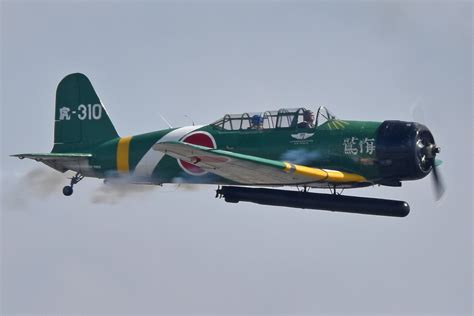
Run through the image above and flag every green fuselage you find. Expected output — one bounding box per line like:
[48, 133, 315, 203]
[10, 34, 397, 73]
[90, 119, 383, 186]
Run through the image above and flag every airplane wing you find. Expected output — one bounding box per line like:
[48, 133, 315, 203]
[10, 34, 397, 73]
[11, 153, 92, 172]
[154, 141, 367, 185]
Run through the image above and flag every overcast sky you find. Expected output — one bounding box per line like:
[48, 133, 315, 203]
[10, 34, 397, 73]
[1, 1, 472, 315]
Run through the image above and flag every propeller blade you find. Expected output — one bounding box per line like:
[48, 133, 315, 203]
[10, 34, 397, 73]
[410, 99, 426, 123]
[431, 163, 445, 201]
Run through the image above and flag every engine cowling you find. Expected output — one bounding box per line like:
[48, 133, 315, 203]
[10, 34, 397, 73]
[376, 120, 439, 181]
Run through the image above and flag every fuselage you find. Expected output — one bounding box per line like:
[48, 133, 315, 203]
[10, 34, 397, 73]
[87, 119, 386, 186]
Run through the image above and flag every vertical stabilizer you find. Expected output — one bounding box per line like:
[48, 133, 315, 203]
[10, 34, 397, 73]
[52, 73, 118, 152]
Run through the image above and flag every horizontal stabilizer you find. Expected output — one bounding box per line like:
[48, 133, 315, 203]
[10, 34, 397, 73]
[11, 153, 92, 160]
[11, 153, 93, 173]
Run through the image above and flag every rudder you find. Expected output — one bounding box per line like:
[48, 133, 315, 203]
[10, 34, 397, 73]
[52, 73, 118, 152]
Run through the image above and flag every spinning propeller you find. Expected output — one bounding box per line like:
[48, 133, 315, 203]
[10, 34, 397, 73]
[411, 102, 445, 200]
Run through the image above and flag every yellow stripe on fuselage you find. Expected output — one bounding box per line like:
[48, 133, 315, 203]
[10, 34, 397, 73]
[117, 136, 132, 172]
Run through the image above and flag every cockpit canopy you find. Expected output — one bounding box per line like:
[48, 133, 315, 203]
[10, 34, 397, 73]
[211, 106, 336, 131]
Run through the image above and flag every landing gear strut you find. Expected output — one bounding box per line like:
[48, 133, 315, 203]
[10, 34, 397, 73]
[62, 172, 84, 196]
[329, 184, 344, 195]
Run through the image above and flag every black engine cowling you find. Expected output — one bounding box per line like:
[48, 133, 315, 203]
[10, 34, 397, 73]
[376, 120, 437, 181]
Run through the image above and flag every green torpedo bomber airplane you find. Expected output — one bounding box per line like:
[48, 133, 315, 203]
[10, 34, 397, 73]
[13, 73, 445, 217]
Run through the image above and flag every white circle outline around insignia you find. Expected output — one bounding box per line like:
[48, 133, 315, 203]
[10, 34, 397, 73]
[177, 131, 217, 176]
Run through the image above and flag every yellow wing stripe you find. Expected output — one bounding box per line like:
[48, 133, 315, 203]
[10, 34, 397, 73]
[324, 169, 367, 183]
[293, 164, 328, 180]
[284, 162, 366, 183]
[117, 136, 132, 172]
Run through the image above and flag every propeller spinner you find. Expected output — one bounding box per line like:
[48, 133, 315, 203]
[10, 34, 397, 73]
[415, 130, 445, 200]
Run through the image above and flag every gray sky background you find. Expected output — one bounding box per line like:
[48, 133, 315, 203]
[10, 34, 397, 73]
[1, 1, 472, 315]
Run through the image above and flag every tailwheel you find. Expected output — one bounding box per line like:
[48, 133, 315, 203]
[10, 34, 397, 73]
[63, 186, 73, 196]
[62, 172, 84, 196]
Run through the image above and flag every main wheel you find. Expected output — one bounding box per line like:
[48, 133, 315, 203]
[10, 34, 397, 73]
[63, 186, 73, 196]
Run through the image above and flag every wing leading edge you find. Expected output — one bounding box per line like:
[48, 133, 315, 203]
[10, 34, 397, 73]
[154, 141, 367, 185]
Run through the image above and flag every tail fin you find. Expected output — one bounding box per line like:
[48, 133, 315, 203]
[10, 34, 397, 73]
[52, 73, 118, 153]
